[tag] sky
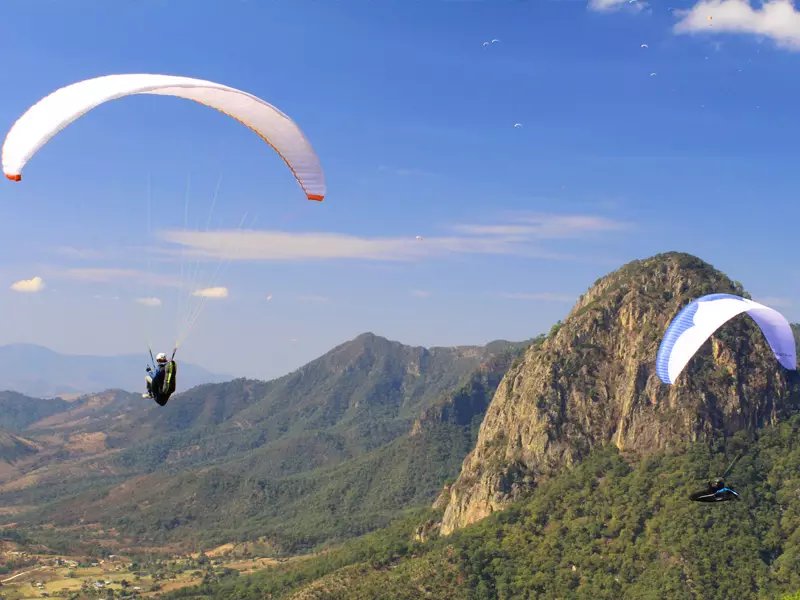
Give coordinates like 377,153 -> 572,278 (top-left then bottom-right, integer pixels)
2,0 -> 800,380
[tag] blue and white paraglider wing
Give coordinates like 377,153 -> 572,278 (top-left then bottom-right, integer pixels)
656,293 -> 796,384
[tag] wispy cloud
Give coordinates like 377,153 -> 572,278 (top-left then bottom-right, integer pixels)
55,246 -> 105,260
136,297 -> 162,307
498,292 -> 576,302
11,276 -> 45,293
157,213 -> 630,264
411,290 -> 431,298
297,294 -> 330,302
158,230 -> 532,261
588,0 -> 646,12
192,287 -> 229,298
673,0 -> 800,49
452,214 -> 630,239
57,268 -> 178,288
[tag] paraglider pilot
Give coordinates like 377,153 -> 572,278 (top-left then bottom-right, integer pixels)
143,352 -> 178,406
689,477 -> 740,502
144,353 -> 168,401
688,453 -> 743,503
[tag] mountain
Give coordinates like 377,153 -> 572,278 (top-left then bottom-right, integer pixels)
0,431 -> 42,483
0,389 -> 145,495
0,391 -> 70,430
438,252 -> 797,535
207,425 -> 800,600
180,251 -> 800,600
9,249 -> 800,600
0,333 -> 531,552
0,343 -> 231,397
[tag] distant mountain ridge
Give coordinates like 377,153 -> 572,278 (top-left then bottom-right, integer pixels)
177,253 -> 800,600
0,343 -> 231,398
0,332 -> 531,552
5,255 -> 800,599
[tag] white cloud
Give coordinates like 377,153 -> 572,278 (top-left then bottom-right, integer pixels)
673,0 -> 800,49
157,213 -> 629,264
159,230 -> 443,261
411,290 -> 432,298
452,214 -> 631,239
589,0 -> 646,12
136,297 -> 162,307
192,287 -> 229,298
498,292 -> 576,302
11,276 -> 45,293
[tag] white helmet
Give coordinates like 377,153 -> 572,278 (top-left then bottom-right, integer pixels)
156,352 -> 168,364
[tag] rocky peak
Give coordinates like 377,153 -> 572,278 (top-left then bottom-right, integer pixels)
439,252 -> 797,535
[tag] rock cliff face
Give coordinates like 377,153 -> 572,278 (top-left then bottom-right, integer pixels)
440,252 -> 798,534
410,343 -> 535,438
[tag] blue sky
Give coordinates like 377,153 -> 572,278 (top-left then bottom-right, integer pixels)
2,0 -> 800,380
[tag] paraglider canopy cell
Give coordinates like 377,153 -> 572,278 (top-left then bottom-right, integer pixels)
656,293 -> 796,385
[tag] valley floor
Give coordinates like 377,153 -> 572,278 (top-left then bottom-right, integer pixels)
0,543 -> 310,600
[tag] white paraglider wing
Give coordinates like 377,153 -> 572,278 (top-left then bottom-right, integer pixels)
2,74 -> 326,201
656,293 -> 796,384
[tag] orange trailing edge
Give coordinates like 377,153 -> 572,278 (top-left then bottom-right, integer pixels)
6,174 -> 20,181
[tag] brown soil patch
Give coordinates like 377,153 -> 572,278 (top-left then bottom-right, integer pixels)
66,432 -> 108,454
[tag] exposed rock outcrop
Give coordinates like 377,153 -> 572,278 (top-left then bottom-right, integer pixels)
440,252 -> 797,534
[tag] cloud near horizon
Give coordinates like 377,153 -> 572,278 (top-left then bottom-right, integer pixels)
136,297 -> 162,307
156,213 -> 631,263
11,276 -> 45,293
192,287 -> 229,298
673,0 -> 800,49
